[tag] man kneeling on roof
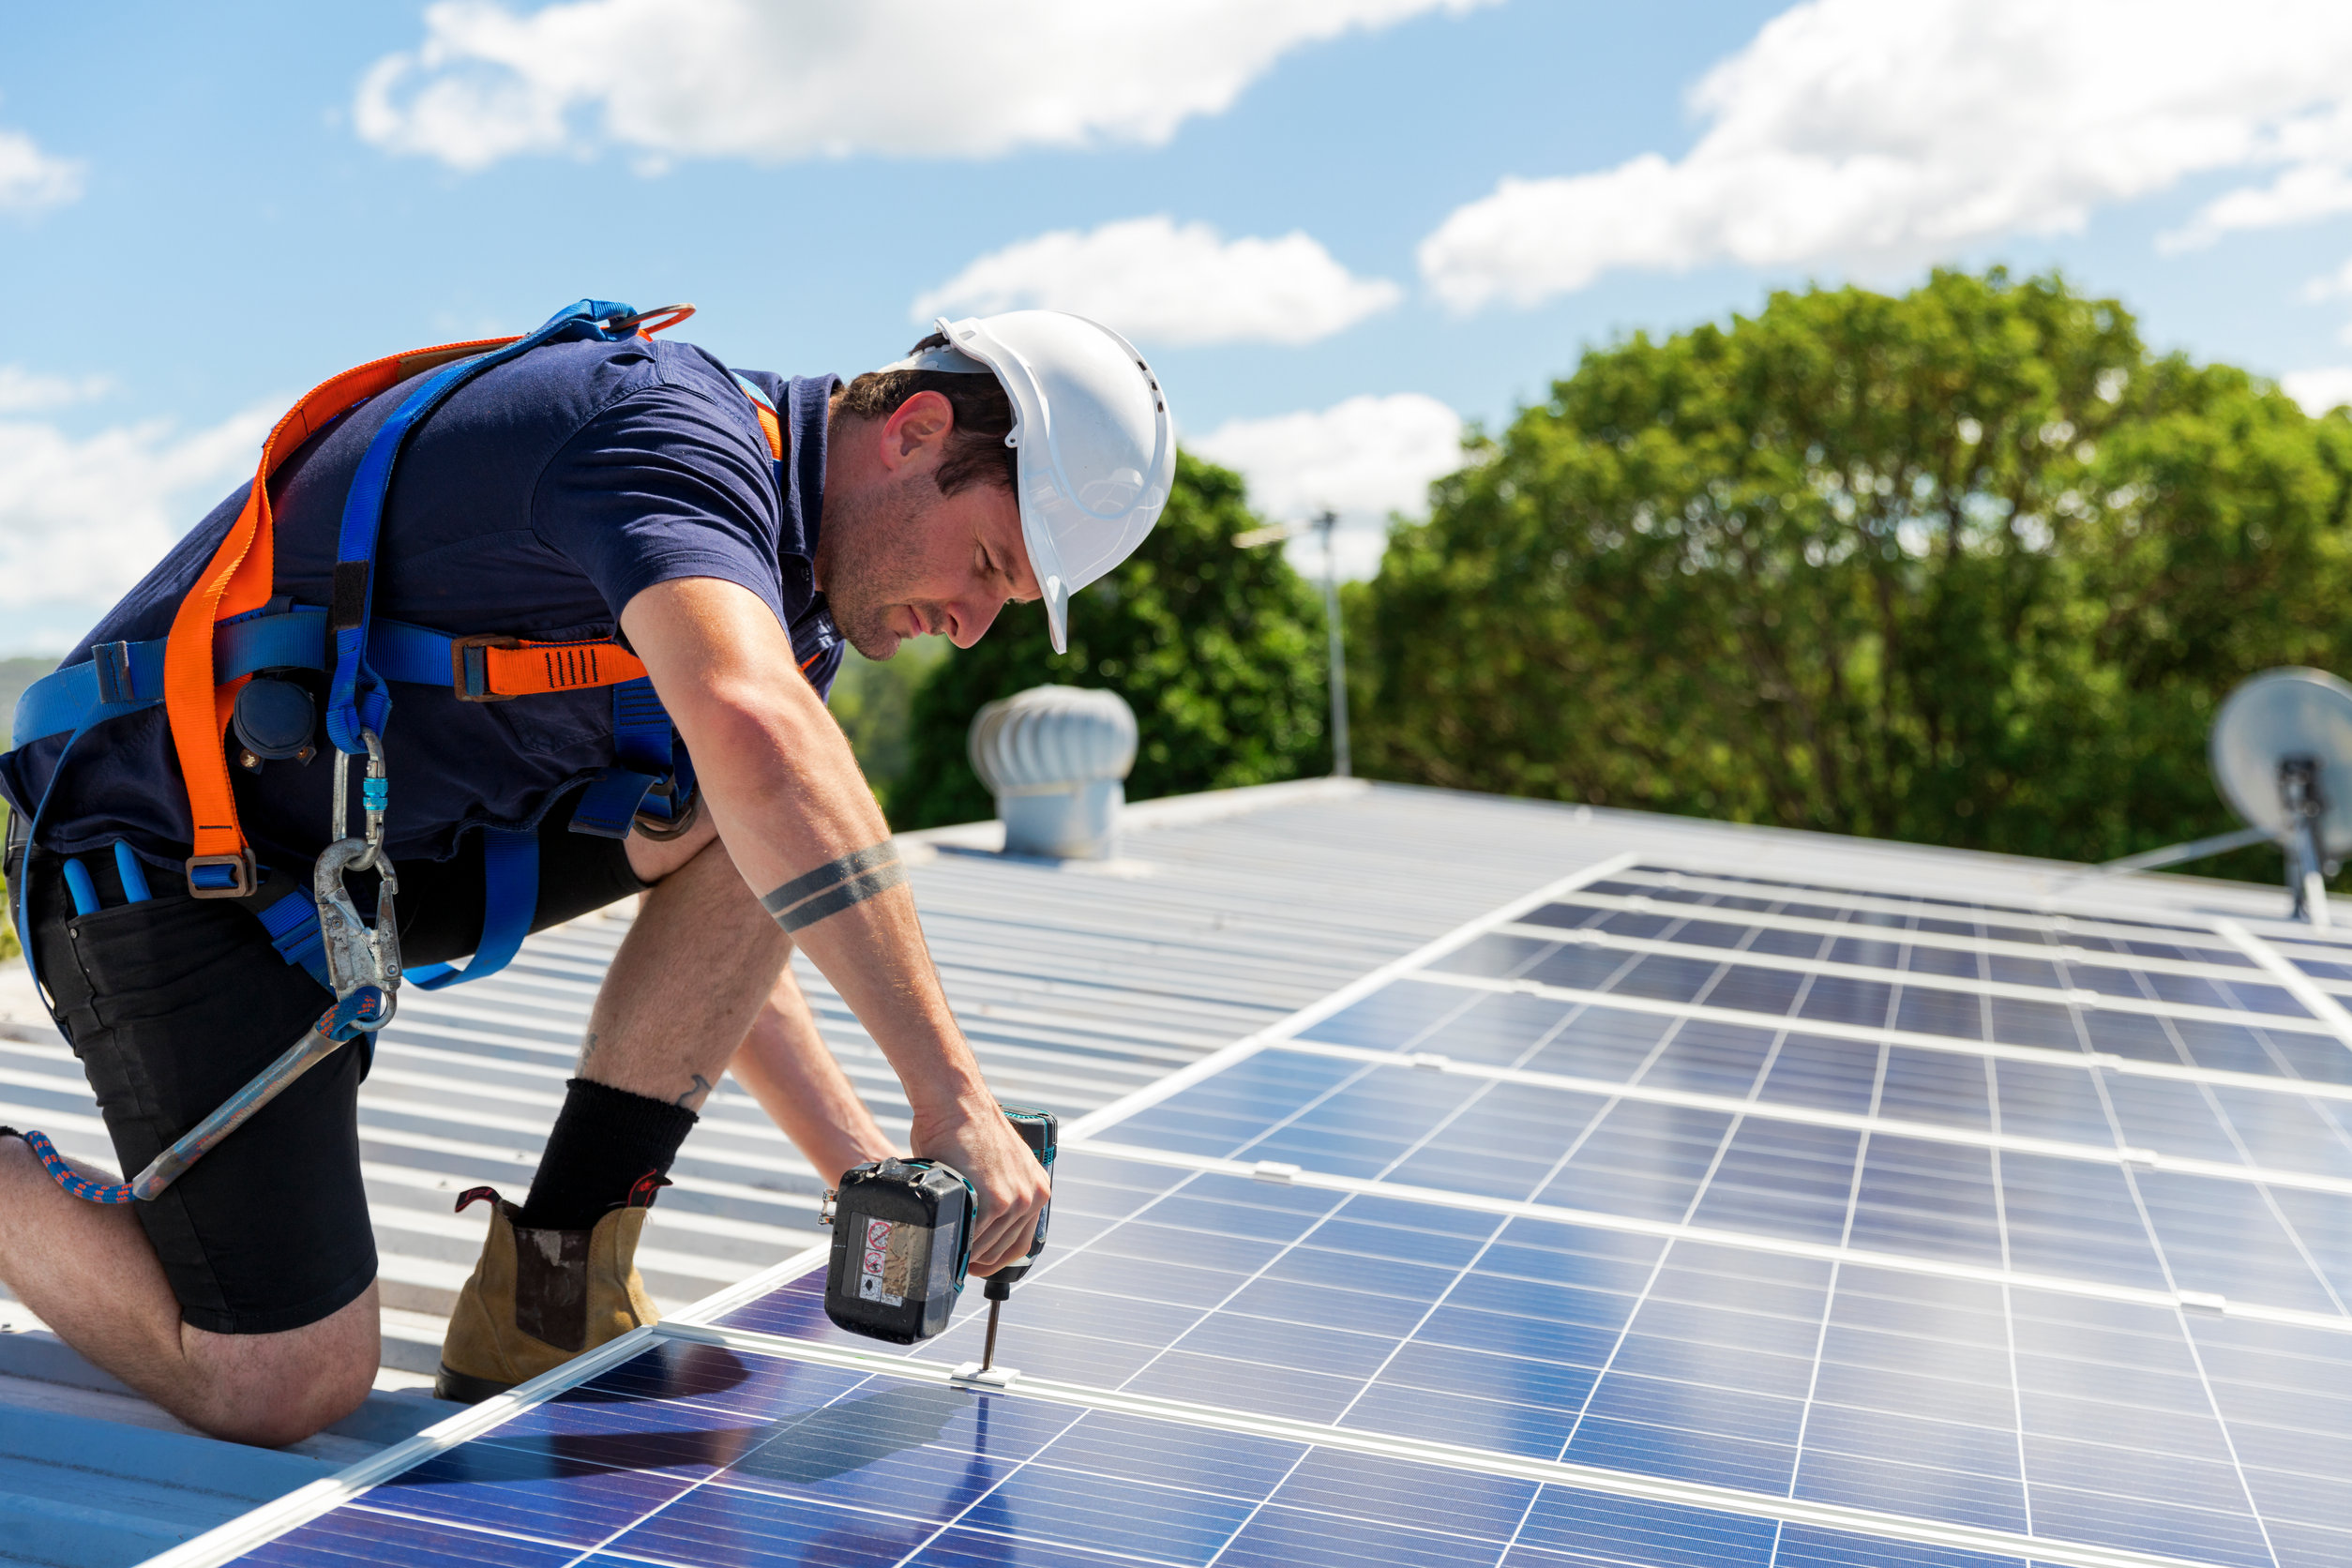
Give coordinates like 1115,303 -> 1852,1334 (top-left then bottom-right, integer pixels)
0,302 -> 1171,1443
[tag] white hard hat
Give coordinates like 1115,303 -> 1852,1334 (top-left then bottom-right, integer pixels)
885,311 -> 1173,654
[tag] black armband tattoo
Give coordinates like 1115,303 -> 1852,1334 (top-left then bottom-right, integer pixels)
762,842 -> 907,933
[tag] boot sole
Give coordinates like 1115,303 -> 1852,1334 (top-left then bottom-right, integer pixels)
434,1364 -> 518,1405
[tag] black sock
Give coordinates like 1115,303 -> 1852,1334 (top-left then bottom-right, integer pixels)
516,1078 -> 697,1230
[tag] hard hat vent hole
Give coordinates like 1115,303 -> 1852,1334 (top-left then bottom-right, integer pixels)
969,686 -> 1138,860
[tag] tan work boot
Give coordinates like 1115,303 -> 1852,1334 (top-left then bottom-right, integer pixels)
433,1176 -> 665,1404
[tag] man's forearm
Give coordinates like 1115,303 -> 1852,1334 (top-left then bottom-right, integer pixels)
623,579 -> 987,1114
731,961 -> 897,1185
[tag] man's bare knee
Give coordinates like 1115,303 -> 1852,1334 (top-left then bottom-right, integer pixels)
181,1287 -> 380,1447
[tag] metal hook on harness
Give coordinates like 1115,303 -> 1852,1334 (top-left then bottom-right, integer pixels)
318,730 -> 401,1026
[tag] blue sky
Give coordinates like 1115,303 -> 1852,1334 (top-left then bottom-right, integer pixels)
9,0 -> 2352,654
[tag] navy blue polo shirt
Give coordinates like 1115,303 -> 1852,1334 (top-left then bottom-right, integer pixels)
3,335 -> 844,872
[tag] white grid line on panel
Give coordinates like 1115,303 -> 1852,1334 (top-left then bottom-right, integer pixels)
1404,969 -> 2352,1108
2212,917 -> 2352,1053
1267,1039 -> 2352,1201
1489,921 -> 2317,1033
1541,890 -> 2268,986
1611,864 -> 2233,944
1063,1138 -> 2350,1339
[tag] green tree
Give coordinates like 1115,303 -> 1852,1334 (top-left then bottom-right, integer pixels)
892,451 -> 1329,829
828,638 -> 946,805
1358,268 -> 2352,870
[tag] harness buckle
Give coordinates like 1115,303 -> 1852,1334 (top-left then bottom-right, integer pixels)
451,635 -> 522,702
184,852 -> 255,899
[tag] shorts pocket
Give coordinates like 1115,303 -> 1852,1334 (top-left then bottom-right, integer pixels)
64,896 -> 265,1016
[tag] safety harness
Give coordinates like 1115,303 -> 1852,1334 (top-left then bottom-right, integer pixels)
4,298 -> 793,1202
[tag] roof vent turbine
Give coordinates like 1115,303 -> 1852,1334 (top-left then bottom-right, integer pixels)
968,686 -> 1138,860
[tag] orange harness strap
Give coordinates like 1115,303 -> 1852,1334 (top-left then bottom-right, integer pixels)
166,338 -> 517,894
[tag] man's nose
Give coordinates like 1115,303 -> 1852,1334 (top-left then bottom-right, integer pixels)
948,595 -> 1003,649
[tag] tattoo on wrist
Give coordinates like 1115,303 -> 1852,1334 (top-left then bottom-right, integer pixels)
762,842 -> 907,933
674,1073 -> 713,1110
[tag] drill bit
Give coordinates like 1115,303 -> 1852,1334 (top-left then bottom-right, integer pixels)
978,1277 -> 1012,1373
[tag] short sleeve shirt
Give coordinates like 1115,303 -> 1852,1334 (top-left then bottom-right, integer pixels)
3,335 -> 843,872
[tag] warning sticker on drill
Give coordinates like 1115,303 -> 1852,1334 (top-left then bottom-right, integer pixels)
856,1215 -> 939,1305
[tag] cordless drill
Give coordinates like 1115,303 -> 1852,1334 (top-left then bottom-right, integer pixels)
820,1105 -> 1056,1364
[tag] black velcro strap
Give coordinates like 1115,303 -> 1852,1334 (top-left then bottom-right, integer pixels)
328,561 -> 371,632
775,862 -> 909,933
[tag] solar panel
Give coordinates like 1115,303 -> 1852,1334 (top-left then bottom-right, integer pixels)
173,855 -> 2352,1568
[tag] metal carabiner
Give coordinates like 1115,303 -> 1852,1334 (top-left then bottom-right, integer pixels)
317,731 -> 401,1027
331,729 -> 392,872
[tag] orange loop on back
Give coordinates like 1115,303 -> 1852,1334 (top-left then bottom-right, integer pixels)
163,336 -> 518,887
487,640 -> 650,697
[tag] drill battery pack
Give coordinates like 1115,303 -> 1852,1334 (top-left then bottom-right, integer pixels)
819,1105 -> 1059,1344
821,1157 -> 974,1344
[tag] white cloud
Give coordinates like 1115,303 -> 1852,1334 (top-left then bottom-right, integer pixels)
356,0 -> 1489,171
2284,368 -> 2352,415
2303,257 -> 2352,302
1193,393 -> 1462,579
0,402 -> 277,635
0,367 -> 112,415
912,218 -> 1400,347
1418,0 -> 2352,311
0,121 -> 83,216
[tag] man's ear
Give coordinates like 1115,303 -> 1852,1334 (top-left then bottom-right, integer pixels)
878,389 -> 955,474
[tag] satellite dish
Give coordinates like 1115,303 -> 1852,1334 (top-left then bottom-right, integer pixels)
2210,667 -> 2352,925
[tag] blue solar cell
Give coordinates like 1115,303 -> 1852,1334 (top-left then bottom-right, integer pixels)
239,1509 -> 580,1567
1879,1047 -> 1994,1128
1794,1445 -> 2028,1533
1993,1061 -> 2118,1145
1636,1018 -> 1776,1096
1704,963 -> 1807,1017
1518,1003 -> 1677,1079
1896,985 -> 1991,1042
1748,924 -> 1833,957
1757,1034 -> 1881,1114
1512,1483 -> 1779,1567
1295,982 -> 1475,1050
1985,953 -> 2063,988
1985,995 -> 2082,1051
1435,930 -> 1568,977
1772,1524 -> 2028,1568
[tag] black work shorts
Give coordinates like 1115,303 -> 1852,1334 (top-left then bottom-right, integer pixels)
13,817 -> 646,1335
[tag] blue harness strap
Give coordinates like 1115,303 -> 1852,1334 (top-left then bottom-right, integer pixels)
567,677 -> 676,837
324,299 -> 640,758
9,611 -> 632,751
407,826 -> 538,989
253,885 -> 335,990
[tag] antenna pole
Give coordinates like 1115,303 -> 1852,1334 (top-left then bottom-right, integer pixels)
1317,510 -> 1350,779
2281,757 -> 2333,928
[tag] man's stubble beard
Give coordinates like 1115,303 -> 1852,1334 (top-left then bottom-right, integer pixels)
818,472 -> 937,660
